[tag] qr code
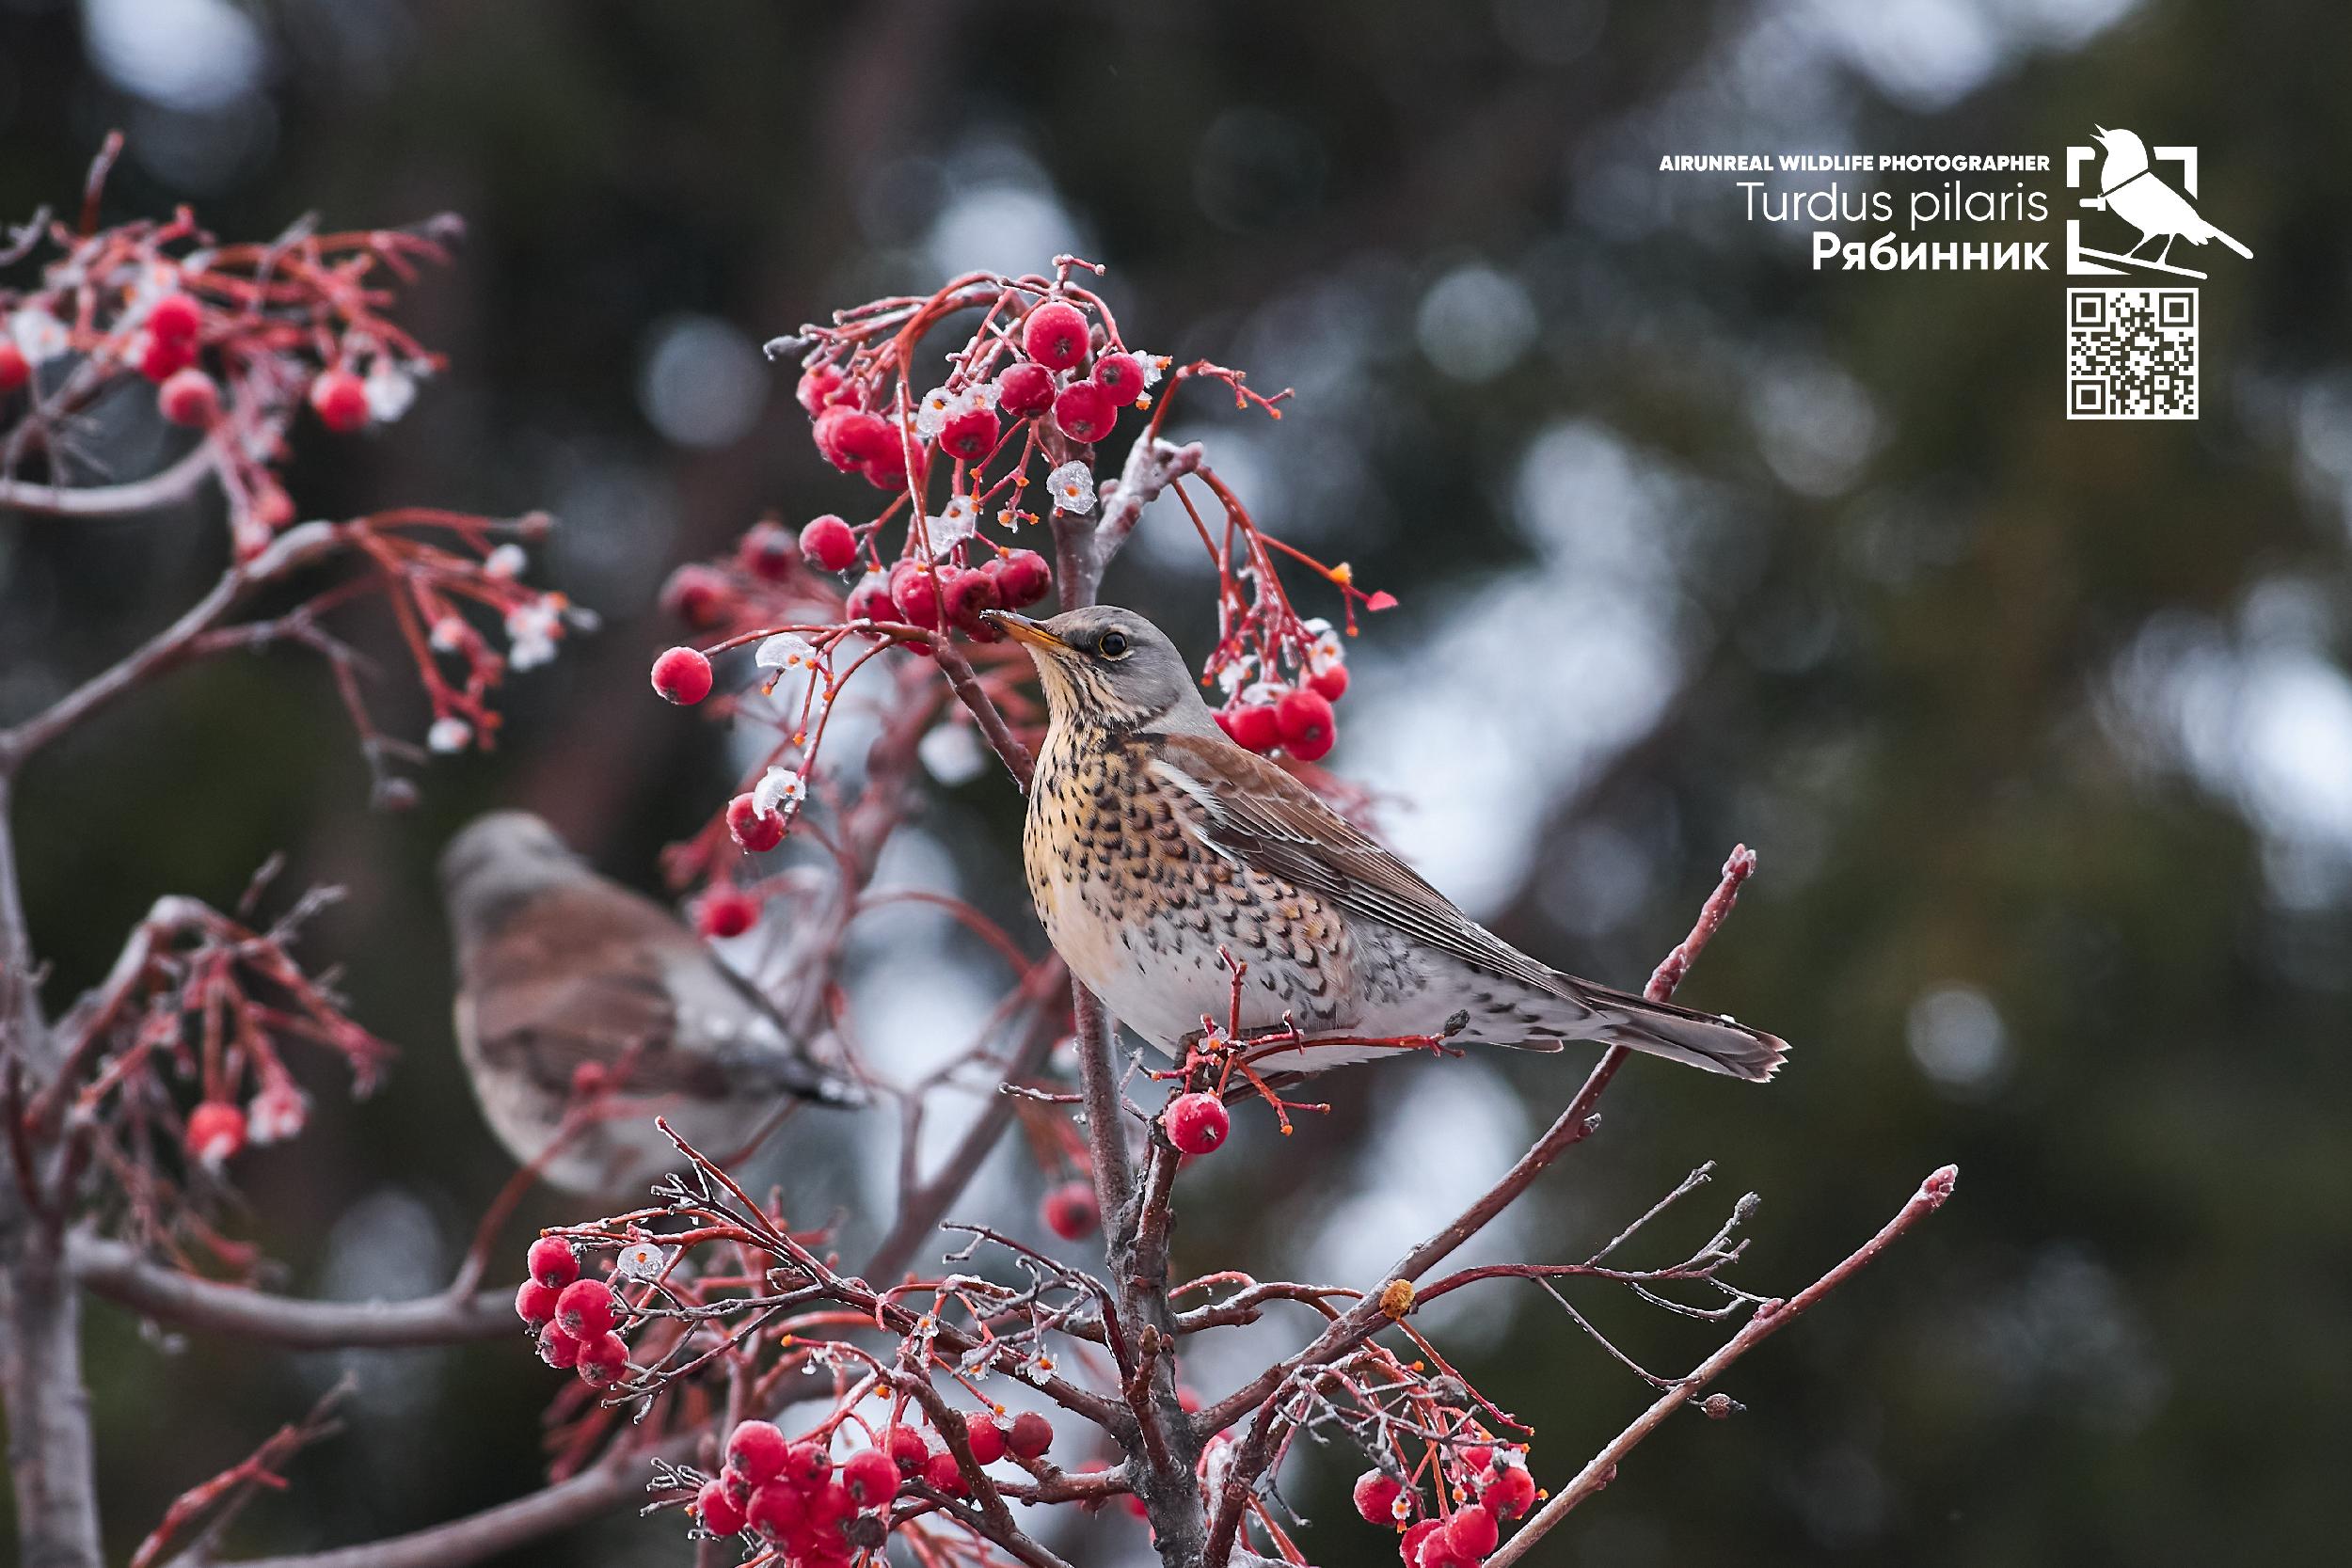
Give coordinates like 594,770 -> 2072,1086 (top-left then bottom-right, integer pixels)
2066,288 -> 2197,420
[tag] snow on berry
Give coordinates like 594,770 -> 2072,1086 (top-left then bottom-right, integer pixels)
726,792 -> 787,851
1021,300 -> 1091,370
650,646 -> 713,705
696,1477 -> 746,1537
309,369 -> 370,432
914,384 -> 962,436
799,513 -> 858,573
364,360 -> 418,422
527,1235 -> 580,1288
1041,1180 -> 1100,1241
940,404 -> 1001,463
157,367 -> 219,427
575,1331 -> 629,1389
727,1420 -> 792,1484
1045,459 -> 1096,515
755,632 -> 818,673
840,1448 -> 898,1508
924,492 -> 978,557
514,1279 -> 559,1325
612,1241 -> 672,1281
1354,1470 -> 1406,1527
553,1278 -> 616,1337
183,1101 -> 246,1165
246,1078 -> 308,1144
988,548 -> 1053,607
1052,379 -> 1115,442
695,884 -> 761,939
752,766 -> 806,819
1275,688 -> 1337,761
995,360 -> 1054,417
426,716 -> 471,753
1092,351 -> 1146,402
1164,1091 -> 1231,1156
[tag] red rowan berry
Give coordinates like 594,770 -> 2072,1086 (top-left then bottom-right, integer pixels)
527,1236 -> 580,1288
1006,1411 -> 1054,1461
1479,1464 -> 1535,1520
862,452 -> 911,492
795,365 -> 845,415
884,1426 -> 931,1475
940,405 -> 1001,463
0,341 -> 28,394
803,1479 -> 852,1528
696,1477 -> 746,1536
1456,1444 -> 1493,1479
650,646 -> 713,705
148,293 -> 201,342
727,1420 -> 792,1485
576,1331 -> 629,1389
800,514 -> 858,573
660,563 -> 739,629
513,1280 -> 558,1325
944,562 -> 1001,635
1216,702 -> 1281,754
840,1448 -> 898,1508
1399,1520 -> 1444,1566
1355,1470 -> 1406,1526
694,885 -> 760,940
1447,1501 -> 1499,1560
814,405 -> 886,470
1022,300 -> 1091,370
135,332 -> 195,383
964,1417 -> 1005,1465
1041,1180 -> 1100,1241
157,367 -> 219,427
987,548 -> 1053,607
183,1101 -> 246,1164
537,1323 -> 582,1369
888,560 -> 945,630
1308,660 -> 1350,704
1092,352 -> 1146,402
783,1441 -> 833,1488
744,1481 -> 803,1541
726,793 -> 787,852
553,1278 -> 615,1338
1052,380 -> 1115,443
846,570 -> 895,623
738,519 -> 797,580
995,360 -> 1055,417
1164,1092 -> 1230,1155
309,369 -> 369,432
924,1450 -> 966,1495
1275,689 -> 1337,761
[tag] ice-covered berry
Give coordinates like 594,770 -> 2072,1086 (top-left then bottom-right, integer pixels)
884,1426 -> 931,1475
309,370 -> 369,433
158,367 -> 219,428
800,514 -> 858,573
1399,1520 -> 1444,1565
943,563 -> 1000,635
815,405 -> 889,471
694,885 -> 760,940
783,1441 -> 833,1488
650,646 -> 713,705
1480,1464 -> 1535,1520
1164,1092 -> 1230,1156
846,569 -> 895,623
1006,1411 -> 1054,1461
726,793 -> 787,852
1021,300 -> 1091,371
924,1449 -> 967,1495
576,1331 -> 629,1388
940,406 -> 1001,463
964,1416 -> 1005,1465
148,293 -> 202,342
1041,1180 -> 1100,1241
527,1235 -> 580,1289
889,560 -> 946,630
995,360 -> 1055,418
1092,352 -> 1146,402
1308,659 -> 1350,703
514,1280 -> 558,1325
1275,689 -> 1337,762
1355,1470 -> 1406,1526
183,1101 -> 246,1164
744,1481 -> 803,1541
727,1420 -> 791,1485
795,365 -> 845,415
1446,1501 -> 1499,1560
987,548 -> 1052,608
841,1448 -> 898,1508
1052,380 -> 1115,443
553,1278 -> 615,1338
537,1323 -> 582,1369
1216,701 -> 1282,754
696,1476 -> 746,1536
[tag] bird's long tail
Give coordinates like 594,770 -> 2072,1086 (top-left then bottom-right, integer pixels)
2207,225 -> 2252,259
1565,980 -> 1790,1082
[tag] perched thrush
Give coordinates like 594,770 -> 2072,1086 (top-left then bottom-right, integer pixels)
439,812 -> 862,1195
983,607 -> 1787,1081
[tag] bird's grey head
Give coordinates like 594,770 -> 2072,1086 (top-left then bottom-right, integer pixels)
983,606 -> 1214,736
438,811 -> 584,946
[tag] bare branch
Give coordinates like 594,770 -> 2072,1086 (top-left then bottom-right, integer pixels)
0,438 -> 221,520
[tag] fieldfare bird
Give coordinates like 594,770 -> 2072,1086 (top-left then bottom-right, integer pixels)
2085,127 -> 2251,267
984,607 -> 1787,1081
439,811 -> 862,1195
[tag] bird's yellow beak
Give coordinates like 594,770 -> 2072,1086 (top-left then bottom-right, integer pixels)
982,610 -> 1068,652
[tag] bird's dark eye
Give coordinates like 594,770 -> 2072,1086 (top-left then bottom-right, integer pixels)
1098,630 -> 1131,658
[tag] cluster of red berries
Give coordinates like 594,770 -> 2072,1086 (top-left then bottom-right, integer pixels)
1355,1442 -> 1538,1568
1213,656 -> 1348,765
514,1237 -> 630,1391
689,1412 -> 1055,1563
849,546 -> 1053,646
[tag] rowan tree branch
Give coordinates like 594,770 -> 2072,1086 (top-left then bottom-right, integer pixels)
0,437 -> 222,520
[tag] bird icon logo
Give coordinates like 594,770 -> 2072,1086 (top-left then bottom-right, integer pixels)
2068,128 -> 2251,278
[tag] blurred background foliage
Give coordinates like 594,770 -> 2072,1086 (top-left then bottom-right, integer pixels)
3,1 -> 2348,1564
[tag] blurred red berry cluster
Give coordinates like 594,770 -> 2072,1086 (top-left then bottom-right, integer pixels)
1357,1440 -> 1541,1568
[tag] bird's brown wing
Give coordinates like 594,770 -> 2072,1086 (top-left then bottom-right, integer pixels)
463,888 -> 737,1102
1149,732 -> 1788,1079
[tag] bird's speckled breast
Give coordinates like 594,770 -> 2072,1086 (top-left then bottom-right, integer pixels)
1024,721 -> 1359,1051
